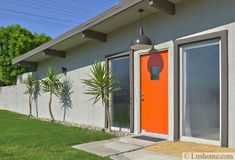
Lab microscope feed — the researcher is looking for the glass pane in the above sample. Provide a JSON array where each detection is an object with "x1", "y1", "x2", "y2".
[
  {"x1": 150, "y1": 66, "x2": 160, "y2": 80},
  {"x1": 110, "y1": 56, "x2": 130, "y2": 128},
  {"x1": 181, "y1": 40, "x2": 220, "y2": 141}
]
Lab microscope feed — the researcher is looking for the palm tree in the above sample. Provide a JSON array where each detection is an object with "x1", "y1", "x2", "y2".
[
  {"x1": 41, "y1": 67, "x2": 62, "y2": 122},
  {"x1": 33, "y1": 79, "x2": 41, "y2": 118},
  {"x1": 82, "y1": 61, "x2": 120, "y2": 132},
  {"x1": 23, "y1": 74, "x2": 36, "y2": 117}
]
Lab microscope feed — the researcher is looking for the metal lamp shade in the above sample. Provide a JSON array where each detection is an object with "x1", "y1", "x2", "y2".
[{"x1": 130, "y1": 34, "x2": 152, "y2": 50}]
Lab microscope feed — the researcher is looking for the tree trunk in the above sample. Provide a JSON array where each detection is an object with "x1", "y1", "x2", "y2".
[
  {"x1": 49, "y1": 92, "x2": 55, "y2": 122},
  {"x1": 105, "y1": 99, "x2": 111, "y2": 132},
  {"x1": 63, "y1": 107, "x2": 66, "y2": 122},
  {"x1": 103, "y1": 104, "x2": 106, "y2": 131},
  {"x1": 35, "y1": 99, "x2": 39, "y2": 118},
  {"x1": 107, "y1": 107, "x2": 111, "y2": 132},
  {"x1": 29, "y1": 94, "x2": 32, "y2": 117}
]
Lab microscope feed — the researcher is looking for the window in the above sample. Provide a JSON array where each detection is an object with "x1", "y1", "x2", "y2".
[
  {"x1": 150, "y1": 66, "x2": 160, "y2": 80},
  {"x1": 180, "y1": 39, "x2": 220, "y2": 141},
  {"x1": 175, "y1": 30, "x2": 228, "y2": 146},
  {"x1": 109, "y1": 56, "x2": 130, "y2": 129}
]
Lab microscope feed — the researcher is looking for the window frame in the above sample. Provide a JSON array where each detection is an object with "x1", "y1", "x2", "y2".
[
  {"x1": 174, "y1": 30, "x2": 228, "y2": 147},
  {"x1": 180, "y1": 38, "x2": 221, "y2": 145},
  {"x1": 106, "y1": 50, "x2": 134, "y2": 132}
]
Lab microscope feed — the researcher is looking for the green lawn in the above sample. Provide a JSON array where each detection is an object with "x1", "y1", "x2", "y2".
[{"x1": 0, "y1": 110, "x2": 115, "y2": 160}]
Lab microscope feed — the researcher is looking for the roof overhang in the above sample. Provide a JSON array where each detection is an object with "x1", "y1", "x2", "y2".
[{"x1": 12, "y1": 0, "x2": 180, "y2": 67}]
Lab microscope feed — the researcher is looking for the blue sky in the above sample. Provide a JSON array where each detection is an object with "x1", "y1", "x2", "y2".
[{"x1": 0, "y1": 0, "x2": 120, "y2": 38}]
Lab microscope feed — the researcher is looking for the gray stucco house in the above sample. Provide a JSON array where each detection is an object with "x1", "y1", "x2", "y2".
[{"x1": 1, "y1": 0, "x2": 235, "y2": 148}]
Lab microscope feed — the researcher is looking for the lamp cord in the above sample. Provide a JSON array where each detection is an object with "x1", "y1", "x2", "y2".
[{"x1": 139, "y1": 9, "x2": 144, "y2": 35}]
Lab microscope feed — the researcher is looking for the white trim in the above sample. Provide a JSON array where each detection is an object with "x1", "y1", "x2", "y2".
[
  {"x1": 219, "y1": 39, "x2": 222, "y2": 144},
  {"x1": 182, "y1": 39, "x2": 220, "y2": 50},
  {"x1": 179, "y1": 46, "x2": 183, "y2": 139},
  {"x1": 133, "y1": 41, "x2": 174, "y2": 141},
  {"x1": 181, "y1": 136, "x2": 220, "y2": 146}
]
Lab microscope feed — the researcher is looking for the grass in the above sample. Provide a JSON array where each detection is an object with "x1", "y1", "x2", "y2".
[
  {"x1": 147, "y1": 141, "x2": 235, "y2": 157},
  {"x1": 0, "y1": 110, "x2": 115, "y2": 160}
]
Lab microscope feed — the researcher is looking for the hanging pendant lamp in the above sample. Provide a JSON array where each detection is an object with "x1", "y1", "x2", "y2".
[{"x1": 130, "y1": 9, "x2": 152, "y2": 51}]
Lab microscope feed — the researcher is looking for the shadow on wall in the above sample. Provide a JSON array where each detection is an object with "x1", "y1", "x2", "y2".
[
  {"x1": 30, "y1": 68, "x2": 74, "y2": 122},
  {"x1": 60, "y1": 78, "x2": 73, "y2": 122},
  {"x1": 147, "y1": 52, "x2": 164, "y2": 73},
  {"x1": 146, "y1": 52, "x2": 164, "y2": 80}
]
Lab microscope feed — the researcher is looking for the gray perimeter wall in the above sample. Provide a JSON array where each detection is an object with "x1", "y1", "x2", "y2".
[{"x1": 1, "y1": 0, "x2": 235, "y2": 147}]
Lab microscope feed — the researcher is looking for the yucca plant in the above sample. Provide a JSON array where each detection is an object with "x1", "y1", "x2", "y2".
[
  {"x1": 41, "y1": 67, "x2": 62, "y2": 122},
  {"x1": 23, "y1": 74, "x2": 36, "y2": 117},
  {"x1": 82, "y1": 61, "x2": 120, "y2": 132}
]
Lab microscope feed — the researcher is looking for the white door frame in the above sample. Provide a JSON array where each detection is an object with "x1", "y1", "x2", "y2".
[{"x1": 133, "y1": 41, "x2": 174, "y2": 141}]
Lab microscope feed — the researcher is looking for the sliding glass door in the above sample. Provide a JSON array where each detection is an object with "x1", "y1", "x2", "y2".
[
  {"x1": 180, "y1": 39, "x2": 221, "y2": 143},
  {"x1": 109, "y1": 56, "x2": 130, "y2": 129}
]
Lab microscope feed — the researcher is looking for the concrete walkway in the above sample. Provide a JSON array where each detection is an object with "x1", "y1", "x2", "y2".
[
  {"x1": 73, "y1": 136, "x2": 180, "y2": 160},
  {"x1": 111, "y1": 149, "x2": 181, "y2": 160}
]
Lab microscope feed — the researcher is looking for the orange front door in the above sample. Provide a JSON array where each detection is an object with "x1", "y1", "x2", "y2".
[{"x1": 140, "y1": 51, "x2": 168, "y2": 135}]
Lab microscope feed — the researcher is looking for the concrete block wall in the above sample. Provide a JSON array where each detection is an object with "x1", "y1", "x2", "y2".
[{"x1": 0, "y1": 73, "x2": 29, "y2": 115}]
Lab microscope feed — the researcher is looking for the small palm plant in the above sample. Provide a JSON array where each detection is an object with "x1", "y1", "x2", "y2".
[
  {"x1": 23, "y1": 74, "x2": 36, "y2": 117},
  {"x1": 41, "y1": 67, "x2": 62, "y2": 122},
  {"x1": 82, "y1": 61, "x2": 120, "y2": 132}
]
